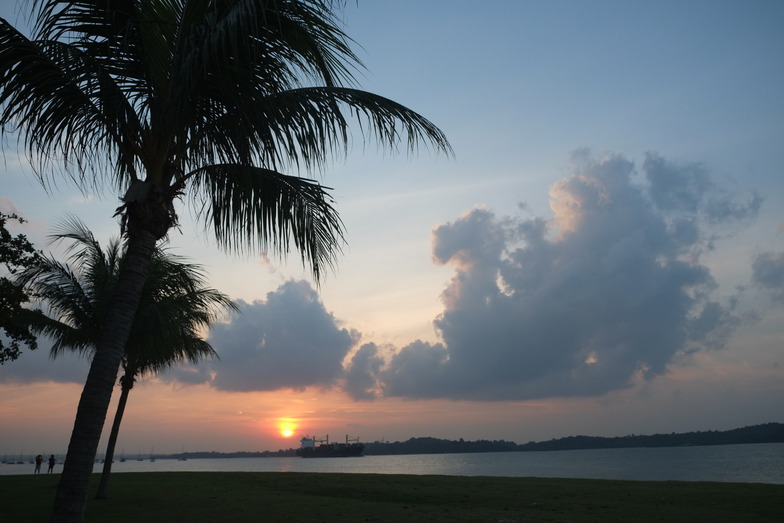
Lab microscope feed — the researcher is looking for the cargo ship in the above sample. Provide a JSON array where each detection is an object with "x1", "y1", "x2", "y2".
[{"x1": 296, "y1": 435, "x2": 364, "y2": 458}]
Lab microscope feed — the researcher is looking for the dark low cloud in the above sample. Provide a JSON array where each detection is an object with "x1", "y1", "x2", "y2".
[
  {"x1": 0, "y1": 334, "x2": 90, "y2": 384},
  {"x1": 206, "y1": 280, "x2": 359, "y2": 392},
  {"x1": 361, "y1": 151, "x2": 759, "y2": 401},
  {"x1": 158, "y1": 363, "x2": 213, "y2": 386}
]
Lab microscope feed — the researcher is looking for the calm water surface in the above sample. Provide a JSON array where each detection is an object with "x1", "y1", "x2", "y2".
[{"x1": 3, "y1": 443, "x2": 782, "y2": 483}]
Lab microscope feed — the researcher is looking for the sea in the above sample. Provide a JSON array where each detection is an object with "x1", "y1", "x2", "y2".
[{"x1": 2, "y1": 443, "x2": 782, "y2": 484}]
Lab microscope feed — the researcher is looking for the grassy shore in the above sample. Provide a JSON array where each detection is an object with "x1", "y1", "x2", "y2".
[{"x1": 3, "y1": 472, "x2": 783, "y2": 522}]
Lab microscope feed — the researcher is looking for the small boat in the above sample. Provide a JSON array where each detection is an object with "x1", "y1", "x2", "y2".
[{"x1": 296, "y1": 435, "x2": 364, "y2": 458}]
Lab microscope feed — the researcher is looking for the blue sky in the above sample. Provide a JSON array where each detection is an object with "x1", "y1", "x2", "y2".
[{"x1": 1, "y1": 1, "x2": 783, "y2": 454}]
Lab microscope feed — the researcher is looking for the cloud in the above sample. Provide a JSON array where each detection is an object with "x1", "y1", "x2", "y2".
[
  {"x1": 0, "y1": 334, "x2": 90, "y2": 384},
  {"x1": 752, "y1": 251, "x2": 784, "y2": 302},
  {"x1": 644, "y1": 154, "x2": 713, "y2": 213},
  {"x1": 645, "y1": 153, "x2": 761, "y2": 226},
  {"x1": 158, "y1": 363, "x2": 213, "y2": 386},
  {"x1": 342, "y1": 342, "x2": 386, "y2": 400},
  {"x1": 206, "y1": 280, "x2": 359, "y2": 392},
  {"x1": 371, "y1": 151, "x2": 757, "y2": 401}
]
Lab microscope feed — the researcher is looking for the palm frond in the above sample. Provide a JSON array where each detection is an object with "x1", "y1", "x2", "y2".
[
  {"x1": 126, "y1": 249, "x2": 233, "y2": 376},
  {"x1": 19, "y1": 216, "x2": 234, "y2": 372},
  {"x1": 0, "y1": 13, "x2": 141, "y2": 187},
  {"x1": 191, "y1": 163, "x2": 345, "y2": 280},
  {"x1": 18, "y1": 254, "x2": 101, "y2": 357}
]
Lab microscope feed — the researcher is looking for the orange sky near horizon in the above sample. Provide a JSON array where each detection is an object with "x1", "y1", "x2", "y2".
[{"x1": 2, "y1": 347, "x2": 779, "y2": 457}]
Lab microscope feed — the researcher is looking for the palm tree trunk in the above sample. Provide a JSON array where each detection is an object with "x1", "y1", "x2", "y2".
[
  {"x1": 95, "y1": 374, "x2": 133, "y2": 500},
  {"x1": 52, "y1": 229, "x2": 158, "y2": 523}
]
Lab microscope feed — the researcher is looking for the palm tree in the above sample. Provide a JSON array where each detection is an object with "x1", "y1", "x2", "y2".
[
  {"x1": 0, "y1": 1, "x2": 451, "y2": 520},
  {"x1": 21, "y1": 216, "x2": 237, "y2": 499}
]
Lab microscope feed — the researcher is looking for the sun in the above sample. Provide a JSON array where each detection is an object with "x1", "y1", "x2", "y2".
[{"x1": 277, "y1": 419, "x2": 298, "y2": 438}]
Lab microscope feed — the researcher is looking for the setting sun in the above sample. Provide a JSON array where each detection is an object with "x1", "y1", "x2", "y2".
[{"x1": 277, "y1": 419, "x2": 298, "y2": 438}]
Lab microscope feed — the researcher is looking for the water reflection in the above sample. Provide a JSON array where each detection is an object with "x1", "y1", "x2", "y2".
[{"x1": 2, "y1": 443, "x2": 782, "y2": 483}]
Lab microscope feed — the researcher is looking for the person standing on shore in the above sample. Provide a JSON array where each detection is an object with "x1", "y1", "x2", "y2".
[
  {"x1": 34, "y1": 455, "x2": 43, "y2": 474},
  {"x1": 47, "y1": 455, "x2": 56, "y2": 473}
]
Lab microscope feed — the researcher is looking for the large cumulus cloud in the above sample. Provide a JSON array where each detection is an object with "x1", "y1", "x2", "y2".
[
  {"x1": 205, "y1": 280, "x2": 359, "y2": 392},
  {"x1": 365, "y1": 151, "x2": 758, "y2": 401}
]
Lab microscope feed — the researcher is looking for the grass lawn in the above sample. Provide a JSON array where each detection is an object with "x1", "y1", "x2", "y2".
[{"x1": 3, "y1": 471, "x2": 783, "y2": 522}]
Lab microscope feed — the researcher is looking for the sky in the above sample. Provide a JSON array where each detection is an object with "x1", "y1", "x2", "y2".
[{"x1": 1, "y1": 0, "x2": 783, "y2": 456}]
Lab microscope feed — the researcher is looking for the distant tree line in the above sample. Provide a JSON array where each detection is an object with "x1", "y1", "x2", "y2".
[
  {"x1": 159, "y1": 422, "x2": 783, "y2": 459},
  {"x1": 512, "y1": 422, "x2": 784, "y2": 452},
  {"x1": 364, "y1": 437, "x2": 519, "y2": 455},
  {"x1": 174, "y1": 450, "x2": 299, "y2": 460},
  {"x1": 362, "y1": 422, "x2": 784, "y2": 455}
]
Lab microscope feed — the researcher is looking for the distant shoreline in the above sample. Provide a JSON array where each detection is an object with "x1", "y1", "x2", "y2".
[{"x1": 147, "y1": 421, "x2": 783, "y2": 460}]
